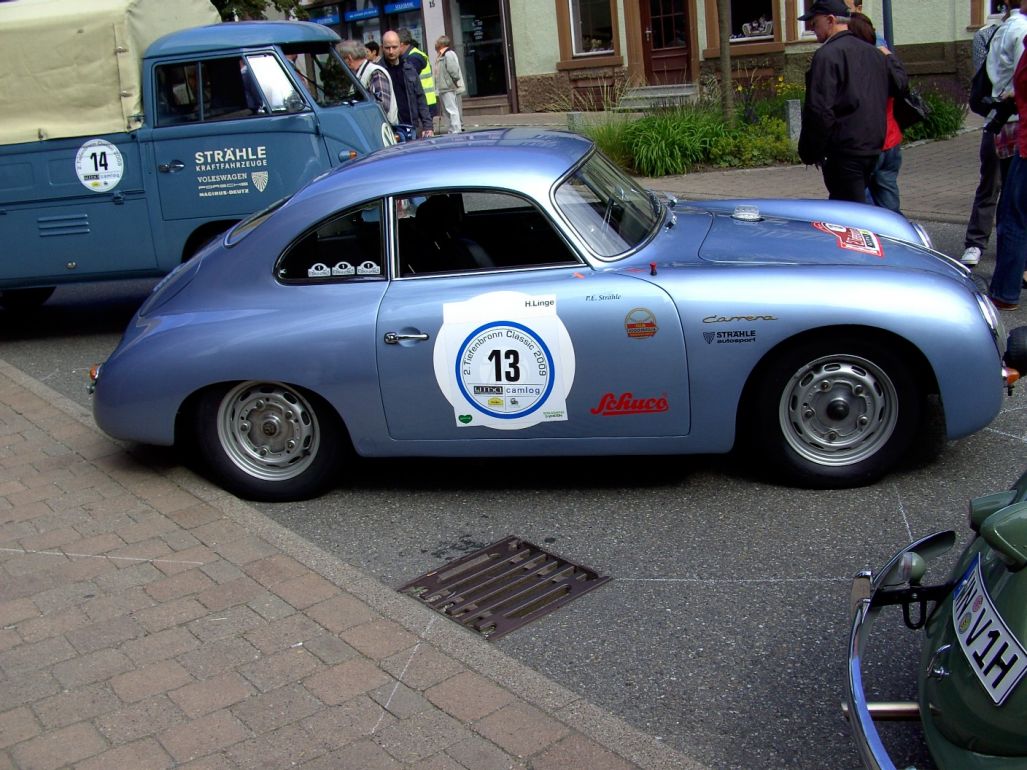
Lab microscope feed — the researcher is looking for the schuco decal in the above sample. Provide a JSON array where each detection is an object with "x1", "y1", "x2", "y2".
[{"x1": 590, "y1": 392, "x2": 669, "y2": 415}]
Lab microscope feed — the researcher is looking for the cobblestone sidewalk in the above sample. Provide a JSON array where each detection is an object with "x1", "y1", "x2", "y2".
[{"x1": 0, "y1": 360, "x2": 699, "y2": 770}]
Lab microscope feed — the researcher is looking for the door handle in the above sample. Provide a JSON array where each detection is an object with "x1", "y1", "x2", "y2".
[
  {"x1": 158, "y1": 160, "x2": 186, "y2": 173},
  {"x1": 384, "y1": 332, "x2": 430, "y2": 344}
]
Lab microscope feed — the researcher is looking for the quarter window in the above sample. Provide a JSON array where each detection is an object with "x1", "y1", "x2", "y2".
[{"x1": 276, "y1": 201, "x2": 385, "y2": 283}]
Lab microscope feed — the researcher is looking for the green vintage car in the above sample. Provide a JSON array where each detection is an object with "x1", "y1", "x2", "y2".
[{"x1": 847, "y1": 468, "x2": 1027, "y2": 769}]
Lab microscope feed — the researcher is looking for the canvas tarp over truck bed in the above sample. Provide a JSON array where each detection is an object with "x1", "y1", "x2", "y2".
[{"x1": 0, "y1": 0, "x2": 220, "y2": 145}]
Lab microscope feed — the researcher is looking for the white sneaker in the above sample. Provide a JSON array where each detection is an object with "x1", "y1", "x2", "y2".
[{"x1": 960, "y1": 246, "x2": 982, "y2": 266}]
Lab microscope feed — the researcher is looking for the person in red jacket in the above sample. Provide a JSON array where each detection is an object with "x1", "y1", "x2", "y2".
[
  {"x1": 989, "y1": 33, "x2": 1027, "y2": 310},
  {"x1": 848, "y1": 12, "x2": 908, "y2": 213}
]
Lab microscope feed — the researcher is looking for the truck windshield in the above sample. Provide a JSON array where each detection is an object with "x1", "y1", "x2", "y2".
[{"x1": 280, "y1": 44, "x2": 364, "y2": 109}]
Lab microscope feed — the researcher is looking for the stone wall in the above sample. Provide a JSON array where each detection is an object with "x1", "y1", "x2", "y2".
[{"x1": 516, "y1": 66, "x2": 629, "y2": 112}]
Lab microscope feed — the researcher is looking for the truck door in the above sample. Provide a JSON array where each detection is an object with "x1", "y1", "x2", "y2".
[{"x1": 148, "y1": 54, "x2": 332, "y2": 222}]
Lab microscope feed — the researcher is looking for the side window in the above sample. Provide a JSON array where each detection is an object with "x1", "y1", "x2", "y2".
[
  {"x1": 248, "y1": 54, "x2": 307, "y2": 114},
  {"x1": 276, "y1": 201, "x2": 384, "y2": 283},
  {"x1": 156, "y1": 57, "x2": 261, "y2": 125},
  {"x1": 397, "y1": 191, "x2": 581, "y2": 277},
  {"x1": 203, "y1": 57, "x2": 252, "y2": 120},
  {"x1": 156, "y1": 63, "x2": 201, "y2": 124}
]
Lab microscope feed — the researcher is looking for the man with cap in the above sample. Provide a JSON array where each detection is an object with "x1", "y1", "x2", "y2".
[{"x1": 797, "y1": 0, "x2": 889, "y2": 202}]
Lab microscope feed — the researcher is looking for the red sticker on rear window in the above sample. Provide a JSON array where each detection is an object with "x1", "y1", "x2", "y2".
[{"x1": 812, "y1": 222, "x2": 884, "y2": 258}]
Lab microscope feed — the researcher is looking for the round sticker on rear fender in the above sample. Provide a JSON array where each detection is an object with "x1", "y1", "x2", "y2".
[
  {"x1": 75, "y1": 139, "x2": 124, "y2": 192},
  {"x1": 434, "y1": 292, "x2": 576, "y2": 430}
]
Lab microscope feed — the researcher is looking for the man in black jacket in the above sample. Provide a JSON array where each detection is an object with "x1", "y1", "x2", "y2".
[
  {"x1": 381, "y1": 30, "x2": 433, "y2": 138},
  {"x1": 797, "y1": 0, "x2": 888, "y2": 202}
]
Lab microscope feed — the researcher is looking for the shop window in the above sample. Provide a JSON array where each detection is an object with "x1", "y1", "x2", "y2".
[
  {"x1": 730, "y1": 0, "x2": 773, "y2": 43},
  {"x1": 459, "y1": 0, "x2": 508, "y2": 96},
  {"x1": 570, "y1": 0, "x2": 614, "y2": 55},
  {"x1": 795, "y1": 0, "x2": 816, "y2": 40}
]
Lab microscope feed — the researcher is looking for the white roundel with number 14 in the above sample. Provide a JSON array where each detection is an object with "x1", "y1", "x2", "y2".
[
  {"x1": 75, "y1": 139, "x2": 124, "y2": 192},
  {"x1": 433, "y1": 291, "x2": 576, "y2": 430}
]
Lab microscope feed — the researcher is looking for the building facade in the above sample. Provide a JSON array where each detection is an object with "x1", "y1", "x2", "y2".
[{"x1": 300, "y1": 0, "x2": 1009, "y2": 114}]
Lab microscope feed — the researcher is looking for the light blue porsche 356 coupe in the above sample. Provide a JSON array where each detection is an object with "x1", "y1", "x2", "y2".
[{"x1": 91, "y1": 129, "x2": 1026, "y2": 501}]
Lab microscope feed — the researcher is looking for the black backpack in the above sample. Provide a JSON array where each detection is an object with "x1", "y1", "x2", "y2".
[{"x1": 969, "y1": 25, "x2": 1000, "y2": 117}]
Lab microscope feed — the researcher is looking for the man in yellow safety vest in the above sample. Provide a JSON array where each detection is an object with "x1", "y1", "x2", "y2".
[{"x1": 398, "y1": 28, "x2": 437, "y2": 120}]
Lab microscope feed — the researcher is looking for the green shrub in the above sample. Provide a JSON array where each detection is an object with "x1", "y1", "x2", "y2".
[
  {"x1": 709, "y1": 116, "x2": 798, "y2": 168},
  {"x1": 583, "y1": 120, "x2": 633, "y2": 169},
  {"x1": 579, "y1": 81, "x2": 964, "y2": 178},
  {"x1": 901, "y1": 89, "x2": 966, "y2": 143},
  {"x1": 623, "y1": 107, "x2": 728, "y2": 176}
]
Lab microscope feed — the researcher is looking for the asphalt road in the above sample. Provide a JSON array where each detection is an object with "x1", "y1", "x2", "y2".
[{"x1": 2, "y1": 220, "x2": 1025, "y2": 770}]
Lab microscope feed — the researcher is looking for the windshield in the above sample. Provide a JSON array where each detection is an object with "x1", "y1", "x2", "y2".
[
  {"x1": 554, "y1": 152, "x2": 661, "y2": 258},
  {"x1": 281, "y1": 43, "x2": 363, "y2": 108}
]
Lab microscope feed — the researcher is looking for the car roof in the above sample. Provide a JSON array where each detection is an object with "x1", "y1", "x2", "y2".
[
  {"x1": 293, "y1": 129, "x2": 596, "y2": 205},
  {"x1": 146, "y1": 21, "x2": 338, "y2": 59}
]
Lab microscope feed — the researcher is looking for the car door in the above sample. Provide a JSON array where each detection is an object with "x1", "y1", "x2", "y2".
[{"x1": 375, "y1": 191, "x2": 690, "y2": 442}]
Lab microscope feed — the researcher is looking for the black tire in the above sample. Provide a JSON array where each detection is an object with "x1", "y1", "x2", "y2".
[
  {"x1": 749, "y1": 338, "x2": 920, "y2": 488},
  {"x1": 1006, "y1": 326, "x2": 1027, "y2": 374},
  {"x1": 0, "y1": 287, "x2": 55, "y2": 311},
  {"x1": 191, "y1": 381, "x2": 344, "y2": 502}
]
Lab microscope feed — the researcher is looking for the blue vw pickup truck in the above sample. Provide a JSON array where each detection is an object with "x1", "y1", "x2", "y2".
[{"x1": 0, "y1": 0, "x2": 393, "y2": 309}]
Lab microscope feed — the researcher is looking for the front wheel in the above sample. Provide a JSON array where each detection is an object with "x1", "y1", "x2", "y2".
[
  {"x1": 191, "y1": 381, "x2": 344, "y2": 502},
  {"x1": 750, "y1": 340, "x2": 920, "y2": 488}
]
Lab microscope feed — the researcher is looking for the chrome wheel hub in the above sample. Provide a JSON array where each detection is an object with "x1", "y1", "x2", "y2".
[
  {"x1": 779, "y1": 355, "x2": 898, "y2": 467},
  {"x1": 216, "y1": 382, "x2": 319, "y2": 481}
]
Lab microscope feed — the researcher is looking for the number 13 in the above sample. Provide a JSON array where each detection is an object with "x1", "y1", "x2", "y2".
[{"x1": 488, "y1": 349, "x2": 520, "y2": 382}]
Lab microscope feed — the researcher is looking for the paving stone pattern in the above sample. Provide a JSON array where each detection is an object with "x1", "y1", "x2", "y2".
[{"x1": 0, "y1": 362, "x2": 694, "y2": 769}]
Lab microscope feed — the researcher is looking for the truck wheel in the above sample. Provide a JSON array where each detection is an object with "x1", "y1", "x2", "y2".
[
  {"x1": 0, "y1": 287, "x2": 55, "y2": 311},
  {"x1": 192, "y1": 381, "x2": 343, "y2": 502},
  {"x1": 751, "y1": 339, "x2": 920, "y2": 488}
]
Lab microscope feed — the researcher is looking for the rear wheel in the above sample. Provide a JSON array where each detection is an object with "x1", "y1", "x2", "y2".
[
  {"x1": 192, "y1": 381, "x2": 344, "y2": 502},
  {"x1": 751, "y1": 339, "x2": 920, "y2": 487},
  {"x1": 0, "y1": 287, "x2": 55, "y2": 311}
]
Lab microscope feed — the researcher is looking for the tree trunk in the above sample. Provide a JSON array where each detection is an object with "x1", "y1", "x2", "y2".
[{"x1": 717, "y1": 0, "x2": 734, "y2": 126}]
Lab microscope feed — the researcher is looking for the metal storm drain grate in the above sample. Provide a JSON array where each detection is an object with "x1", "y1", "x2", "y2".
[{"x1": 398, "y1": 536, "x2": 611, "y2": 641}]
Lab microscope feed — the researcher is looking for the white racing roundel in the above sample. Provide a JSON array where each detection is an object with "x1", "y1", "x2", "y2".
[
  {"x1": 433, "y1": 291, "x2": 576, "y2": 430},
  {"x1": 75, "y1": 139, "x2": 124, "y2": 192}
]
